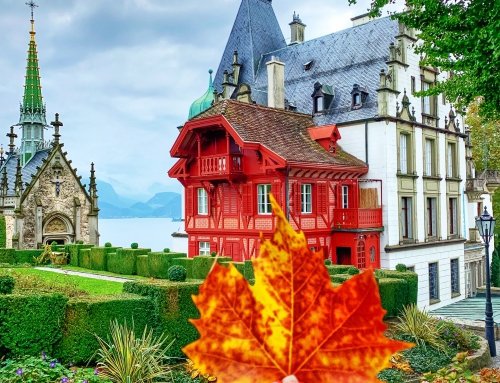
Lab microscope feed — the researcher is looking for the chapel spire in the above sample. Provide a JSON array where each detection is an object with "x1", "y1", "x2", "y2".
[{"x1": 18, "y1": 1, "x2": 47, "y2": 166}]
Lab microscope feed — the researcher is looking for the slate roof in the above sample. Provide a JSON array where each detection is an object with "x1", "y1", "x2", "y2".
[
  {"x1": 1, "y1": 150, "x2": 50, "y2": 196},
  {"x1": 192, "y1": 99, "x2": 367, "y2": 168},
  {"x1": 215, "y1": 8, "x2": 399, "y2": 125},
  {"x1": 213, "y1": 0, "x2": 286, "y2": 92}
]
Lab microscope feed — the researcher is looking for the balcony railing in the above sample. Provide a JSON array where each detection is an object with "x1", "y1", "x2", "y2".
[
  {"x1": 479, "y1": 170, "x2": 500, "y2": 185},
  {"x1": 465, "y1": 178, "x2": 486, "y2": 193},
  {"x1": 200, "y1": 154, "x2": 243, "y2": 176},
  {"x1": 333, "y1": 208, "x2": 383, "y2": 229}
]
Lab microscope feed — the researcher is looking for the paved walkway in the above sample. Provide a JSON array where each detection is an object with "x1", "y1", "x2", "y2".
[{"x1": 34, "y1": 267, "x2": 133, "y2": 283}]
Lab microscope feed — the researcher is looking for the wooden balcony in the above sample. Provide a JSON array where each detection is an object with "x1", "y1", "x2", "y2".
[
  {"x1": 200, "y1": 154, "x2": 243, "y2": 177},
  {"x1": 333, "y1": 208, "x2": 383, "y2": 229}
]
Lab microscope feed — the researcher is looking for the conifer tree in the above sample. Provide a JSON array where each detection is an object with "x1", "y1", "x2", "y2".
[{"x1": 491, "y1": 249, "x2": 500, "y2": 288}]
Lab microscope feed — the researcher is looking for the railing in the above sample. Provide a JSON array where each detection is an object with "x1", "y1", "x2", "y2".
[
  {"x1": 479, "y1": 170, "x2": 500, "y2": 185},
  {"x1": 333, "y1": 208, "x2": 383, "y2": 229},
  {"x1": 466, "y1": 178, "x2": 486, "y2": 193},
  {"x1": 200, "y1": 154, "x2": 243, "y2": 176}
]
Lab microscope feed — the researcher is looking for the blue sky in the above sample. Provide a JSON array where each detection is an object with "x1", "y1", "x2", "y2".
[{"x1": 0, "y1": 0, "x2": 386, "y2": 201}]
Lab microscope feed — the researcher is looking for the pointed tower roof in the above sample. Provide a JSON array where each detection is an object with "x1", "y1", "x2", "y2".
[
  {"x1": 19, "y1": 5, "x2": 46, "y2": 126},
  {"x1": 213, "y1": 0, "x2": 286, "y2": 91},
  {"x1": 188, "y1": 70, "x2": 215, "y2": 120}
]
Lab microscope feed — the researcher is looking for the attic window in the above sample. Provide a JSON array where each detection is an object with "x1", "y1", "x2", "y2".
[
  {"x1": 351, "y1": 83, "x2": 369, "y2": 110},
  {"x1": 311, "y1": 82, "x2": 335, "y2": 114},
  {"x1": 303, "y1": 61, "x2": 313, "y2": 71},
  {"x1": 315, "y1": 97, "x2": 324, "y2": 112}
]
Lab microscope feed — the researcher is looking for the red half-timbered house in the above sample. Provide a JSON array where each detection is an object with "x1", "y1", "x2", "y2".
[{"x1": 169, "y1": 100, "x2": 383, "y2": 268}]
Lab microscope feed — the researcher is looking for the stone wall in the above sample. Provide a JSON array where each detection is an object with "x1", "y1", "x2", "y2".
[{"x1": 5, "y1": 215, "x2": 14, "y2": 248}]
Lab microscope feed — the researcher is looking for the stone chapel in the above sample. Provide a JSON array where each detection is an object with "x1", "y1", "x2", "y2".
[{"x1": 0, "y1": 10, "x2": 99, "y2": 249}]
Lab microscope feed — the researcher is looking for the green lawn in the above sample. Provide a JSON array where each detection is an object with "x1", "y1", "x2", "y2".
[
  {"x1": 1, "y1": 267, "x2": 124, "y2": 295},
  {"x1": 61, "y1": 265, "x2": 149, "y2": 280}
]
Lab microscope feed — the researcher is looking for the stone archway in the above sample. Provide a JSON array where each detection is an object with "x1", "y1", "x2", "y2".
[{"x1": 43, "y1": 214, "x2": 74, "y2": 245}]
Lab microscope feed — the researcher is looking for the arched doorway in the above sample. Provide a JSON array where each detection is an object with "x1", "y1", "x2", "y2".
[{"x1": 43, "y1": 215, "x2": 74, "y2": 245}]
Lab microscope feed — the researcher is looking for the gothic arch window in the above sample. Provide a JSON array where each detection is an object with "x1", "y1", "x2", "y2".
[{"x1": 357, "y1": 240, "x2": 366, "y2": 269}]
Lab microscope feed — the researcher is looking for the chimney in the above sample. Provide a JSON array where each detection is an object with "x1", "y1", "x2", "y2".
[
  {"x1": 266, "y1": 56, "x2": 285, "y2": 109},
  {"x1": 289, "y1": 12, "x2": 306, "y2": 44},
  {"x1": 351, "y1": 13, "x2": 375, "y2": 27}
]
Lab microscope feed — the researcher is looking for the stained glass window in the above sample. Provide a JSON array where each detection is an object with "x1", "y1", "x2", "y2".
[
  {"x1": 429, "y1": 262, "x2": 439, "y2": 301},
  {"x1": 451, "y1": 259, "x2": 460, "y2": 294}
]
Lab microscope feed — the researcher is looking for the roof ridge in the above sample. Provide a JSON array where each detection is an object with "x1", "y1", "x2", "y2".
[{"x1": 215, "y1": 99, "x2": 314, "y2": 120}]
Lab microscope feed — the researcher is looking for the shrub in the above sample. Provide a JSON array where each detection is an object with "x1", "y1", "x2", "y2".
[
  {"x1": 402, "y1": 343, "x2": 453, "y2": 374},
  {"x1": 104, "y1": 242, "x2": 112, "y2": 247},
  {"x1": 421, "y1": 352, "x2": 477, "y2": 382},
  {"x1": 95, "y1": 319, "x2": 172, "y2": 383},
  {"x1": 164, "y1": 248, "x2": 170, "y2": 253},
  {"x1": 492, "y1": 250, "x2": 500, "y2": 287},
  {"x1": 436, "y1": 320, "x2": 480, "y2": 351},
  {"x1": 378, "y1": 278, "x2": 408, "y2": 317},
  {"x1": 168, "y1": 265, "x2": 187, "y2": 282},
  {"x1": 78, "y1": 249, "x2": 91, "y2": 269},
  {"x1": 131, "y1": 243, "x2": 138, "y2": 249},
  {"x1": 325, "y1": 265, "x2": 359, "y2": 275},
  {"x1": 329, "y1": 274, "x2": 352, "y2": 284},
  {"x1": 136, "y1": 255, "x2": 149, "y2": 277},
  {"x1": 220, "y1": 261, "x2": 245, "y2": 276},
  {"x1": 148, "y1": 252, "x2": 187, "y2": 279},
  {"x1": 64, "y1": 244, "x2": 94, "y2": 267},
  {"x1": 192, "y1": 256, "x2": 232, "y2": 280},
  {"x1": 50, "y1": 241, "x2": 58, "y2": 252},
  {"x1": 0, "y1": 275, "x2": 15, "y2": 294},
  {"x1": 123, "y1": 280, "x2": 202, "y2": 359},
  {"x1": 0, "y1": 215, "x2": 6, "y2": 249},
  {"x1": 324, "y1": 259, "x2": 332, "y2": 266},
  {"x1": 57, "y1": 293, "x2": 156, "y2": 364},
  {"x1": 244, "y1": 260, "x2": 255, "y2": 281},
  {"x1": 377, "y1": 368, "x2": 405, "y2": 383},
  {"x1": 171, "y1": 258, "x2": 194, "y2": 279},
  {"x1": 395, "y1": 304, "x2": 444, "y2": 351},
  {"x1": 89, "y1": 246, "x2": 120, "y2": 271},
  {"x1": 395, "y1": 263, "x2": 407, "y2": 272},
  {"x1": 0, "y1": 248, "x2": 16, "y2": 264},
  {"x1": 0, "y1": 292, "x2": 68, "y2": 357},
  {"x1": 77, "y1": 240, "x2": 83, "y2": 245},
  {"x1": 210, "y1": 251, "x2": 217, "y2": 257},
  {"x1": 375, "y1": 269, "x2": 418, "y2": 306},
  {"x1": 110, "y1": 248, "x2": 151, "y2": 275},
  {"x1": 0, "y1": 355, "x2": 69, "y2": 383}
]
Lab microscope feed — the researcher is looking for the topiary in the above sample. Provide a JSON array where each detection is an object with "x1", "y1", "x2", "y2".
[
  {"x1": 324, "y1": 259, "x2": 332, "y2": 266},
  {"x1": 51, "y1": 241, "x2": 58, "y2": 251},
  {"x1": 0, "y1": 275, "x2": 15, "y2": 294},
  {"x1": 78, "y1": 240, "x2": 84, "y2": 244},
  {"x1": 168, "y1": 265, "x2": 187, "y2": 282},
  {"x1": 131, "y1": 243, "x2": 139, "y2": 249},
  {"x1": 105, "y1": 242, "x2": 112, "y2": 248},
  {"x1": 164, "y1": 248, "x2": 170, "y2": 253},
  {"x1": 210, "y1": 251, "x2": 217, "y2": 257},
  {"x1": 395, "y1": 263, "x2": 407, "y2": 272}
]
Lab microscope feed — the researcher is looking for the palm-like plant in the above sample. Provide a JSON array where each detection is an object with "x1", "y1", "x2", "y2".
[
  {"x1": 395, "y1": 304, "x2": 445, "y2": 351},
  {"x1": 94, "y1": 319, "x2": 173, "y2": 383}
]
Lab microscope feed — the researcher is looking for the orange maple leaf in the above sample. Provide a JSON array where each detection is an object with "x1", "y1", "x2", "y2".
[{"x1": 183, "y1": 195, "x2": 412, "y2": 383}]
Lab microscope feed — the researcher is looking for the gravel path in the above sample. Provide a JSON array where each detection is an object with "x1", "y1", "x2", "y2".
[
  {"x1": 490, "y1": 340, "x2": 500, "y2": 368},
  {"x1": 34, "y1": 267, "x2": 133, "y2": 283}
]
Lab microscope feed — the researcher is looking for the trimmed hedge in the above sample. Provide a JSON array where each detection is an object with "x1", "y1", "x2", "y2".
[
  {"x1": 377, "y1": 278, "x2": 408, "y2": 317},
  {"x1": 14, "y1": 249, "x2": 43, "y2": 265},
  {"x1": 192, "y1": 256, "x2": 232, "y2": 280},
  {"x1": 89, "y1": 246, "x2": 120, "y2": 271},
  {"x1": 0, "y1": 249, "x2": 15, "y2": 264},
  {"x1": 244, "y1": 260, "x2": 255, "y2": 281},
  {"x1": 56, "y1": 294, "x2": 156, "y2": 364},
  {"x1": 171, "y1": 258, "x2": 194, "y2": 279},
  {"x1": 325, "y1": 265, "x2": 360, "y2": 275},
  {"x1": 329, "y1": 274, "x2": 352, "y2": 284},
  {"x1": 123, "y1": 280, "x2": 202, "y2": 358},
  {"x1": 0, "y1": 216, "x2": 6, "y2": 249},
  {"x1": 220, "y1": 261, "x2": 245, "y2": 276},
  {"x1": 78, "y1": 249, "x2": 91, "y2": 269},
  {"x1": 148, "y1": 252, "x2": 187, "y2": 279},
  {"x1": 64, "y1": 244, "x2": 94, "y2": 267},
  {"x1": 0, "y1": 292, "x2": 68, "y2": 357},
  {"x1": 110, "y1": 248, "x2": 151, "y2": 275},
  {"x1": 136, "y1": 255, "x2": 149, "y2": 277},
  {"x1": 375, "y1": 269, "x2": 418, "y2": 306}
]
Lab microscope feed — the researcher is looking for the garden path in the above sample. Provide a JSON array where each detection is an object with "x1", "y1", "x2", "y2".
[
  {"x1": 34, "y1": 267, "x2": 133, "y2": 283},
  {"x1": 491, "y1": 341, "x2": 500, "y2": 368}
]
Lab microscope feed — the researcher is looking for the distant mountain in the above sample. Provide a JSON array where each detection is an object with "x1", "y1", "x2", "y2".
[{"x1": 96, "y1": 180, "x2": 181, "y2": 219}]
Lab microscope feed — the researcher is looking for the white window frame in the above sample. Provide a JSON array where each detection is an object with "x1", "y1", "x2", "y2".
[
  {"x1": 401, "y1": 197, "x2": 413, "y2": 239},
  {"x1": 342, "y1": 185, "x2": 349, "y2": 209},
  {"x1": 257, "y1": 184, "x2": 271, "y2": 214},
  {"x1": 315, "y1": 97, "x2": 324, "y2": 112},
  {"x1": 301, "y1": 184, "x2": 312, "y2": 213},
  {"x1": 427, "y1": 197, "x2": 437, "y2": 237},
  {"x1": 447, "y1": 143, "x2": 455, "y2": 177},
  {"x1": 425, "y1": 139, "x2": 433, "y2": 176},
  {"x1": 400, "y1": 134, "x2": 408, "y2": 174},
  {"x1": 199, "y1": 242, "x2": 210, "y2": 255},
  {"x1": 449, "y1": 197, "x2": 458, "y2": 235},
  {"x1": 197, "y1": 188, "x2": 208, "y2": 215},
  {"x1": 423, "y1": 82, "x2": 431, "y2": 114}
]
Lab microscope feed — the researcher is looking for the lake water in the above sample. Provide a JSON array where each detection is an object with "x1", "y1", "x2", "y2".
[{"x1": 98, "y1": 218, "x2": 184, "y2": 251}]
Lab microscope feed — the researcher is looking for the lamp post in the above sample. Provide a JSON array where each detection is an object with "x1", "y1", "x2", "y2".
[{"x1": 476, "y1": 206, "x2": 497, "y2": 357}]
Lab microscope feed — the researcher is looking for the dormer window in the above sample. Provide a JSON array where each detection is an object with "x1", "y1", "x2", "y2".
[
  {"x1": 351, "y1": 83, "x2": 369, "y2": 110},
  {"x1": 303, "y1": 60, "x2": 313, "y2": 71},
  {"x1": 311, "y1": 82, "x2": 334, "y2": 114}
]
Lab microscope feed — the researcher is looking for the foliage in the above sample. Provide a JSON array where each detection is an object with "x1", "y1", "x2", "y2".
[
  {"x1": 57, "y1": 294, "x2": 156, "y2": 364},
  {"x1": 77, "y1": 240, "x2": 83, "y2": 244},
  {"x1": 243, "y1": 260, "x2": 254, "y2": 281},
  {"x1": 324, "y1": 259, "x2": 332, "y2": 266},
  {"x1": 94, "y1": 319, "x2": 173, "y2": 383},
  {"x1": 65, "y1": 244, "x2": 94, "y2": 267},
  {"x1": 395, "y1": 264, "x2": 407, "y2": 272},
  {"x1": 210, "y1": 252, "x2": 216, "y2": 257},
  {"x1": 164, "y1": 248, "x2": 170, "y2": 253},
  {"x1": 33, "y1": 245, "x2": 53, "y2": 266},
  {"x1": 168, "y1": 265, "x2": 187, "y2": 282},
  {"x1": 0, "y1": 275, "x2": 15, "y2": 294},
  {"x1": 183, "y1": 196, "x2": 411, "y2": 381},
  {"x1": 123, "y1": 280, "x2": 202, "y2": 359},
  {"x1": 0, "y1": 248, "x2": 16, "y2": 264},
  {"x1": 109, "y1": 248, "x2": 151, "y2": 275},
  {"x1": 376, "y1": 269, "x2": 418, "y2": 307},
  {"x1": 131, "y1": 243, "x2": 139, "y2": 249},
  {"x1": 0, "y1": 215, "x2": 6, "y2": 249},
  {"x1": 378, "y1": 278, "x2": 409, "y2": 317},
  {"x1": 401, "y1": 342, "x2": 452, "y2": 374},
  {"x1": 172, "y1": 258, "x2": 194, "y2": 279},
  {"x1": 436, "y1": 320, "x2": 481, "y2": 351},
  {"x1": 192, "y1": 256, "x2": 232, "y2": 280},
  {"x1": 79, "y1": 249, "x2": 92, "y2": 269},
  {"x1": 491, "y1": 250, "x2": 500, "y2": 287},
  {"x1": 148, "y1": 252, "x2": 187, "y2": 279},
  {"x1": 479, "y1": 368, "x2": 500, "y2": 382},
  {"x1": 0, "y1": 292, "x2": 68, "y2": 357},
  {"x1": 0, "y1": 354, "x2": 104, "y2": 383},
  {"x1": 185, "y1": 359, "x2": 217, "y2": 382},
  {"x1": 348, "y1": 0, "x2": 500, "y2": 121},
  {"x1": 421, "y1": 352, "x2": 478, "y2": 382},
  {"x1": 377, "y1": 367, "x2": 405, "y2": 383},
  {"x1": 90, "y1": 246, "x2": 120, "y2": 271},
  {"x1": 105, "y1": 242, "x2": 112, "y2": 247},
  {"x1": 136, "y1": 255, "x2": 149, "y2": 278},
  {"x1": 51, "y1": 241, "x2": 58, "y2": 252},
  {"x1": 325, "y1": 264, "x2": 359, "y2": 275},
  {"x1": 395, "y1": 304, "x2": 444, "y2": 351}
]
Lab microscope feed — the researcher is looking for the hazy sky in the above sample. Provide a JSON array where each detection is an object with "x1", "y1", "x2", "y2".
[{"x1": 0, "y1": 0, "x2": 383, "y2": 201}]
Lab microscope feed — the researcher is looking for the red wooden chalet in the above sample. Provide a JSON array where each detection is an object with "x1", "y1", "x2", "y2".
[{"x1": 169, "y1": 100, "x2": 383, "y2": 268}]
